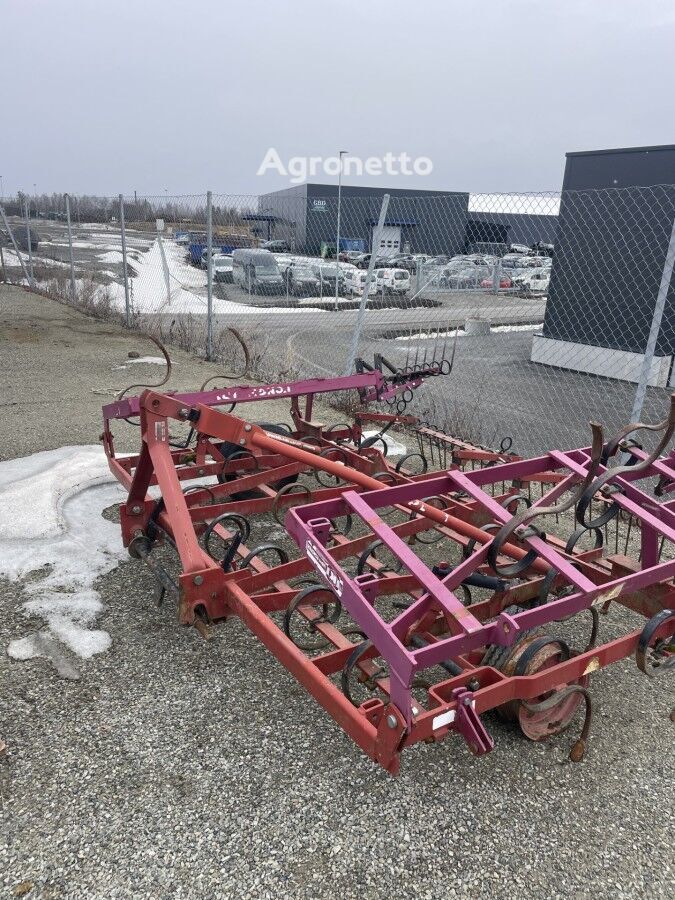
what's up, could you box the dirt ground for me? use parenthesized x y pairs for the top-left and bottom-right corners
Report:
(0, 284), (673, 899)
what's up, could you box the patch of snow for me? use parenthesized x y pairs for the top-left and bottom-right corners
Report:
(395, 323), (543, 341)
(362, 430), (406, 457)
(0, 446), (126, 675)
(98, 250), (124, 263)
(114, 355), (168, 369)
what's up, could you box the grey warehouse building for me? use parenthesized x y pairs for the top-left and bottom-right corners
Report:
(256, 184), (558, 258)
(256, 184), (470, 257)
(531, 144), (675, 385)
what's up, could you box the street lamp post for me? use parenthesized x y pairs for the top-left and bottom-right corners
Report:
(334, 150), (347, 311)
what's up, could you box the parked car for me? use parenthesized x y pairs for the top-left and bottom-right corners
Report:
(500, 253), (528, 270)
(346, 269), (378, 296)
(514, 269), (550, 293)
(480, 275), (513, 289)
(310, 262), (347, 295)
(531, 241), (554, 257)
(387, 254), (417, 272)
(285, 263), (320, 296)
(212, 253), (234, 283)
(232, 248), (284, 294)
(338, 250), (363, 263)
(375, 268), (411, 294)
(441, 265), (491, 288)
(354, 253), (392, 270)
(260, 239), (292, 253)
(200, 247), (221, 268)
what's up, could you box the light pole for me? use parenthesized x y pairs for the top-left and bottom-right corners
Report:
(334, 149), (347, 311)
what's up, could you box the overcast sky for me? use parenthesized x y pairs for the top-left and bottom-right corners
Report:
(2, 0), (675, 198)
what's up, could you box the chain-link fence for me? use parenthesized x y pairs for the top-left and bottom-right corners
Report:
(2, 185), (674, 457)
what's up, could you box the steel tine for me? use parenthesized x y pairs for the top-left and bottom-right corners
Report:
(440, 324), (449, 362)
(404, 331), (412, 370)
(412, 330), (422, 371)
(432, 325), (441, 365)
(448, 323), (459, 371)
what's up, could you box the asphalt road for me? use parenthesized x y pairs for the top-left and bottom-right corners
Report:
(0, 284), (673, 899)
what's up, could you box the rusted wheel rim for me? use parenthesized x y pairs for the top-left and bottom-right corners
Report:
(497, 635), (587, 739)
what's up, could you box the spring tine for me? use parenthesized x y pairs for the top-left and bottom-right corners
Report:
(412, 331), (422, 372)
(439, 325), (449, 362)
(432, 325), (441, 366)
(421, 334), (429, 370)
(404, 332), (412, 370)
(448, 323), (459, 371)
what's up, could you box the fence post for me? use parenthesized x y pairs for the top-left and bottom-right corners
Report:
(119, 193), (131, 327)
(344, 193), (390, 374)
(65, 193), (76, 303)
(0, 203), (31, 284)
(491, 257), (501, 296)
(156, 221), (171, 303)
(23, 199), (35, 285)
(629, 215), (675, 423)
(206, 189), (213, 360)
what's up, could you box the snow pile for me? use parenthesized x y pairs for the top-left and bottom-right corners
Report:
(103, 239), (313, 317)
(97, 249), (124, 263)
(0, 446), (126, 677)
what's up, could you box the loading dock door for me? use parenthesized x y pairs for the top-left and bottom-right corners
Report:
(373, 224), (401, 258)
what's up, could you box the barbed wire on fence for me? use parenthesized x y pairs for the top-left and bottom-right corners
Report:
(1, 184), (674, 457)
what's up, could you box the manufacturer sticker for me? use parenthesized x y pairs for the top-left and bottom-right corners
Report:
(305, 540), (344, 597)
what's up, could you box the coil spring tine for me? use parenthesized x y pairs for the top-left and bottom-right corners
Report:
(412, 331), (421, 372)
(440, 325), (448, 364)
(624, 515), (633, 556)
(432, 326), (441, 368)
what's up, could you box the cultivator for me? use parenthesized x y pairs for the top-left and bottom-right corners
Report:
(103, 349), (675, 774)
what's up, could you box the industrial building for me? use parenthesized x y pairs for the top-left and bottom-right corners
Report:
(256, 183), (557, 257)
(531, 144), (675, 385)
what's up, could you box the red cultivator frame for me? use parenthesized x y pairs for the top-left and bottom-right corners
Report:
(103, 368), (675, 774)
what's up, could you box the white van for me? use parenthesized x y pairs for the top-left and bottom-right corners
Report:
(212, 254), (234, 283)
(346, 269), (377, 296)
(375, 268), (411, 294)
(232, 248), (284, 294)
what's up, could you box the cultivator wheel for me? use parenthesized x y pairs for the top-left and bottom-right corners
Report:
(491, 633), (589, 746)
(635, 609), (675, 676)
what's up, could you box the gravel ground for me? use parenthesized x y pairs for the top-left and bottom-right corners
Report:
(0, 284), (673, 899)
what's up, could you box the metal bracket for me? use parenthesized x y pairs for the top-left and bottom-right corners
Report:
(452, 687), (494, 756)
